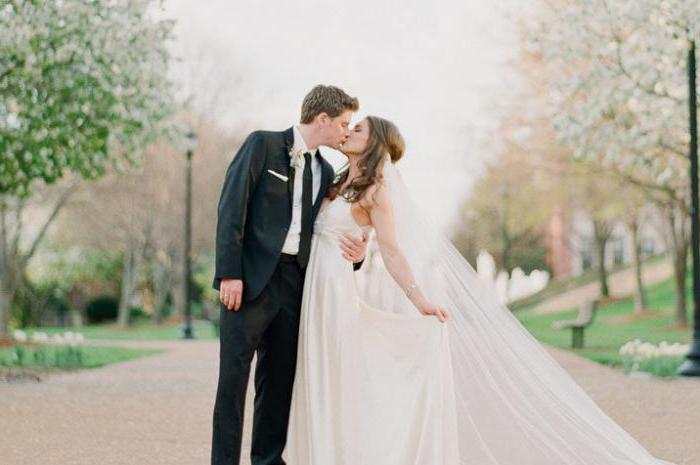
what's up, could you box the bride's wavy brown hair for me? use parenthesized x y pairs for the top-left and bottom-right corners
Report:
(327, 115), (404, 203)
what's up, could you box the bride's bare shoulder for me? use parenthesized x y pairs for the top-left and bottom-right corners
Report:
(361, 180), (390, 211)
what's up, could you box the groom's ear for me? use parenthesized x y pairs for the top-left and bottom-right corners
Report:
(315, 112), (330, 126)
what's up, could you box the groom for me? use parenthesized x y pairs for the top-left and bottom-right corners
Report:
(211, 85), (368, 465)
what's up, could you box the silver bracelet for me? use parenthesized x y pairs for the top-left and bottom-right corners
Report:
(405, 283), (419, 298)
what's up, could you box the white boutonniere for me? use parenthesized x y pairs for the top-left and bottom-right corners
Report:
(289, 147), (305, 170)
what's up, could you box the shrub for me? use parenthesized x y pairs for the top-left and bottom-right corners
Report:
(129, 306), (147, 320)
(85, 296), (119, 323)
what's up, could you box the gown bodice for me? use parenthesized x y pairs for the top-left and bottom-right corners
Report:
(314, 198), (373, 240)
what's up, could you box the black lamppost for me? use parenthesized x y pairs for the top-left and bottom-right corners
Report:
(679, 39), (700, 376)
(182, 129), (197, 340)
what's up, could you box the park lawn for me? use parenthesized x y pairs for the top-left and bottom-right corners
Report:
(0, 345), (163, 369)
(23, 319), (218, 341)
(516, 270), (693, 368)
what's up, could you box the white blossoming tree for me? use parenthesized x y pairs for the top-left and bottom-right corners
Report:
(533, 0), (700, 324)
(0, 0), (176, 336)
(0, 0), (175, 196)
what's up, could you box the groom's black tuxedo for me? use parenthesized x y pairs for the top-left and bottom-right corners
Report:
(212, 126), (335, 301)
(211, 127), (362, 465)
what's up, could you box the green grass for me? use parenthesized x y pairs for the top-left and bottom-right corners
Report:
(22, 319), (218, 341)
(0, 345), (163, 369)
(516, 268), (693, 369)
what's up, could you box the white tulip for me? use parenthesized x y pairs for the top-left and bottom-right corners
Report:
(12, 330), (27, 343)
(31, 332), (49, 344)
(619, 339), (690, 361)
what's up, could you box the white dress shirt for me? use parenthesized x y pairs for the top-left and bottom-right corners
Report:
(281, 125), (323, 254)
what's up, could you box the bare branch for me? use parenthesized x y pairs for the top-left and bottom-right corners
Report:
(20, 184), (77, 269)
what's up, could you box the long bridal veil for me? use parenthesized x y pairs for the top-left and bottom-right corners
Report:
(353, 157), (677, 465)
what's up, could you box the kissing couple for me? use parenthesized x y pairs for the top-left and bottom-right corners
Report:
(211, 85), (677, 465)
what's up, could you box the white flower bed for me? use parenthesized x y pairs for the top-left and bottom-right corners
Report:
(619, 339), (689, 360)
(11, 330), (85, 347)
(6, 330), (87, 369)
(619, 339), (689, 377)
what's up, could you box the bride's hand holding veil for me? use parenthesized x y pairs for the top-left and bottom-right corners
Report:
(363, 180), (449, 323)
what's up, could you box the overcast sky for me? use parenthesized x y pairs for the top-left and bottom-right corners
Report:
(163, 0), (521, 232)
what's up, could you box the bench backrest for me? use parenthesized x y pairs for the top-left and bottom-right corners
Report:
(576, 298), (598, 325)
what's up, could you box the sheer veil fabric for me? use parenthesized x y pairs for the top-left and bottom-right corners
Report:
(350, 157), (678, 465)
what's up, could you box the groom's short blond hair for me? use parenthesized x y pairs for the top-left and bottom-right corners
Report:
(300, 85), (359, 124)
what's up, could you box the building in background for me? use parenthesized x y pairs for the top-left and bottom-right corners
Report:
(544, 205), (668, 279)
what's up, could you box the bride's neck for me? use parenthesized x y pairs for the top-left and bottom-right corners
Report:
(347, 157), (361, 179)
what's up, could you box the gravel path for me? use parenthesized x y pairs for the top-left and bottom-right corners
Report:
(1, 339), (697, 465)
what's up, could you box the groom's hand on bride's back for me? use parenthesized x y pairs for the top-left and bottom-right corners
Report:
(219, 279), (243, 311)
(339, 231), (370, 263)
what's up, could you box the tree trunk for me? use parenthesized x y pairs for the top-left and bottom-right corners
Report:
(117, 249), (133, 328)
(592, 220), (613, 298)
(629, 218), (647, 313)
(0, 281), (10, 337)
(0, 255), (19, 338)
(501, 243), (512, 302)
(0, 261), (19, 335)
(663, 204), (690, 326)
(117, 242), (145, 328)
(595, 236), (610, 297)
(673, 245), (689, 326)
(0, 201), (8, 337)
(152, 263), (168, 325)
(151, 246), (176, 325)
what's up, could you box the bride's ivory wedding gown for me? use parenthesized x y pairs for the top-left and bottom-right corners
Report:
(285, 197), (459, 465)
(284, 192), (677, 465)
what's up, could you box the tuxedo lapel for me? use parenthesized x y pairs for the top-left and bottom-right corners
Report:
(287, 167), (295, 211)
(282, 127), (295, 211)
(313, 153), (332, 219)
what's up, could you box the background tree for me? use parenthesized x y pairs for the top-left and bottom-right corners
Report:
(0, 182), (75, 335)
(51, 118), (243, 327)
(0, 0), (176, 335)
(567, 165), (628, 299)
(620, 189), (651, 313)
(531, 0), (700, 324)
(456, 143), (552, 279)
(0, 0), (176, 196)
(453, 39), (574, 281)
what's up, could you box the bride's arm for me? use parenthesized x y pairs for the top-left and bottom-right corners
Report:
(365, 184), (448, 322)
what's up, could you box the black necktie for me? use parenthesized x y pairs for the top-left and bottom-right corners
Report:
(297, 152), (313, 267)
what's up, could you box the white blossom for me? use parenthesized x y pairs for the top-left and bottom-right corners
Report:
(531, 0), (700, 204)
(0, 0), (177, 196)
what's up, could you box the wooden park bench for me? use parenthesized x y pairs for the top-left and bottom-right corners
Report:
(552, 298), (598, 349)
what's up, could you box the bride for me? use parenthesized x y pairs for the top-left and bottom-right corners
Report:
(284, 116), (677, 465)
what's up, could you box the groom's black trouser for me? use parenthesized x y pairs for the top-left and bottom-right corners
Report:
(211, 255), (304, 465)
